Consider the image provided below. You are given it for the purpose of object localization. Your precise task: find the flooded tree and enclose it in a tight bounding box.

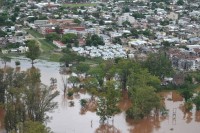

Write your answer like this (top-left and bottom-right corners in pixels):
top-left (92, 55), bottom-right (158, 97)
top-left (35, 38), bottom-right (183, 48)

top-left (88, 66), bottom-right (105, 90)
top-left (97, 97), bottom-right (107, 123)
top-left (50, 77), bottom-right (57, 90)
top-left (127, 86), bottom-right (161, 120)
top-left (59, 54), bottom-right (74, 67)
top-left (26, 40), bottom-right (41, 66)
top-left (193, 92), bottom-right (200, 111)
top-left (83, 77), bottom-right (99, 100)
top-left (80, 99), bottom-right (87, 109)
top-left (95, 124), bottom-right (120, 133)
top-left (2, 67), bottom-right (59, 132)
top-left (127, 67), bottom-right (160, 89)
top-left (24, 68), bottom-right (59, 122)
top-left (96, 81), bottom-right (120, 124)
top-left (68, 76), bottom-right (80, 88)
top-left (142, 52), bottom-right (174, 79)
top-left (82, 59), bottom-right (162, 121)
top-left (114, 59), bottom-right (136, 91)
top-left (180, 89), bottom-right (193, 102)
top-left (23, 120), bottom-right (51, 133)
top-left (0, 55), bottom-right (11, 68)
top-left (76, 63), bottom-right (90, 74)
top-left (15, 60), bottom-right (20, 66)
top-left (0, 69), bottom-right (6, 103)
top-left (126, 66), bottom-right (161, 120)
top-left (59, 49), bottom-right (85, 68)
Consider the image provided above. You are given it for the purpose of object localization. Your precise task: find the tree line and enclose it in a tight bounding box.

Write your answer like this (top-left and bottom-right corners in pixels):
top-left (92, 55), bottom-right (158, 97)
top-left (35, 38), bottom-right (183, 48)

top-left (0, 67), bottom-right (59, 133)
top-left (64, 56), bottom-right (170, 123)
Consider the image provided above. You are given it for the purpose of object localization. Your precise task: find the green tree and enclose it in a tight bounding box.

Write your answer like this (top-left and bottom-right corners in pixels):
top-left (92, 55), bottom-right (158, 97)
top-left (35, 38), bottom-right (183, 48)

top-left (130, 28), bottom-right (139, 38)
top-left (74, 18), bottom-right (81, 25)
top-left (113, 37), bottom-right (122, 45)
top-left (26, 40), bottom-right (41, 66)
top-left (23, 121), bottom-right (51, 133)
top-left (184, 101), bottom-right (193, 112)
top-left (45, 33), bottom-right (60, 42)
top-left (76, 63), bottom-right (90, 74)
top-left (2, 67), bottom-right (59, 132)
top-left (80, 99), bottom-right (87, 108)
top-left (96, 81), bottom-right (120, 123)
top-left (0, 69), bottom-right (7, 103)
top-left (122, 6), bottom-right (130, 13)
top-left (194, 92), bottom-right (200, 110)
top-left (55, 26), bottom-right (61, 34)
top-left (132, 12), bottom-right (145, 19)
top-left (88, 66), bottom-right (105, 89)
top-left (68, 76), bottom-right (80, 88)
top-left (0, 29), bottom-right (6, 37)
top-left (61, 33), bottom-right (78, 44)
top-left (177, 0), bottom-right (184, 5)
top-left (0, 12), bottom-right (8, 26)
top-left (60, 54), bottom-right (74, 67)
top-left (127, 86), bottom-right (161, 120)
top-left (86, 34), bottom-right (105, 46)
top-left (60, 51), bottom-right (85, 67)
top-left (160, 20), bottom-right (170, 26)
top-left (0, 55), bottom-right (11, 68)
top-left (143, 52), bottom-right (174, 79)
top-left (140, 29), bottom-right (154, 38)
top-left (38, 15), bottom-right (48, 20)
top-left (161, 41), bottom-right (171, 50)
top-left (115, 59), bottom-right (135, 91)
top-left (15, 60), bottom-right (20, 66)
top-left (83, 77), bottom-right (99, 96)
top-left (14, 6), bottom-right (20, 12)
top-left (127, 67), bottom-right (160, 90)
top-left (180, 89), bottom-right (193, 102)
top-left (122, 20), bottom-right (131, 28)
top-left (99, 19), bottom-right (105, 25)
top-left (96, 97), bottom-right (107, 123)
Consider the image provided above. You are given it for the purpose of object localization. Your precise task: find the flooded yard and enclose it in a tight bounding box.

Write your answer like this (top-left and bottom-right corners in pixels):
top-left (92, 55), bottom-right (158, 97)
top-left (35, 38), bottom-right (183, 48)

top-left (1, 57), bottom-right (200, 133)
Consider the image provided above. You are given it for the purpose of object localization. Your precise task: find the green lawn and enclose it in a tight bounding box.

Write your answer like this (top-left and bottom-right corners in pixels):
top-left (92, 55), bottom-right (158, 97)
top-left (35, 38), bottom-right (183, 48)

top-left (39, 39), bottom-right (57, 52)
top-left (82, 57), bottom-right (103, 66)
top-left (26, 29), bottom-right (44, 38)
top-left (63, 3), bottom-right (97, 7)
top-left (49, 53), bottom-right (63, 62)
top-left (38, 39), bottom-right (62, 62)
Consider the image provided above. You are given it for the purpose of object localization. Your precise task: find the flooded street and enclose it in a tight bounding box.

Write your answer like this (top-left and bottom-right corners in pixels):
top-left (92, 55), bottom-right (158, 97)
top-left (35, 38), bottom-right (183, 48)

top-left (1, 57), bottom-right (200, 133)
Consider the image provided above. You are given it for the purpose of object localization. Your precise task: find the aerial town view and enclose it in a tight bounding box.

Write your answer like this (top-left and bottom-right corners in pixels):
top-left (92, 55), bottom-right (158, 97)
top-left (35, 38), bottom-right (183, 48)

top-left (0, 0), bottom-right (200, 133)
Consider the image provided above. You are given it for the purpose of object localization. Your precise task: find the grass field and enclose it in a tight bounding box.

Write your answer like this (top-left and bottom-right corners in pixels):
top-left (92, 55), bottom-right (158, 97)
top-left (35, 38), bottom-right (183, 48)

top-left (49, 53), bottom-right (63, 62)
top-left (38, 39), bottom-right (62, 62)
top-left (39, 39), bottom-right (57, 52)
top-left (26, 29), bottom-right (44, 38)
top-left (63, 3), bottom-right (97, 7)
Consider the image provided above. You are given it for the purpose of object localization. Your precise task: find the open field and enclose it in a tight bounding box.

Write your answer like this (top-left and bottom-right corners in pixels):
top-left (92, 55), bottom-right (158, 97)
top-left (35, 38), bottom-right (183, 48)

top-left (26, 29), bottom-right (44, 38)
top-left (39, 39), bottom-right (57, 52)
top-left (62, 3), bottom-right (97, 7)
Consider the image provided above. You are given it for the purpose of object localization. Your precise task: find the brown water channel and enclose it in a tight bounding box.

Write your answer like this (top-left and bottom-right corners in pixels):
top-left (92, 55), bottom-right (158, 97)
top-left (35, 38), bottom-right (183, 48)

top-left (1, 57), bottom-right (200, 133)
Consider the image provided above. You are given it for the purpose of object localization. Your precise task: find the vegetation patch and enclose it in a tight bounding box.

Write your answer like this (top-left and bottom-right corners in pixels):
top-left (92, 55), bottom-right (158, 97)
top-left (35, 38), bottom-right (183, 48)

top-left (62, 3), bottom-right (97, 8)
top-left (49, 53), bottom-right (63, 62)
top-left (39, 39), bottom-right (57, 52)
top-left (26, 29), bottom-right (44, 38)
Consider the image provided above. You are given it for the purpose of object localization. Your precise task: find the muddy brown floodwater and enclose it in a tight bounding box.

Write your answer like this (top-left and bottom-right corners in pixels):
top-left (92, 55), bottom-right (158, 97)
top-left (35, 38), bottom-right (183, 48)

top-left (1, 57), bottom-right (200, 133)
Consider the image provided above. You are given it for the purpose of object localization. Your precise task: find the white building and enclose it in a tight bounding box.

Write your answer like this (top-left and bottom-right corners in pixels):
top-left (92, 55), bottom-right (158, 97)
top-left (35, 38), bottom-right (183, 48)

top-left (53, 40), bottom-right (66, 49)
top-left (118, 13), bottom-right (136, 26)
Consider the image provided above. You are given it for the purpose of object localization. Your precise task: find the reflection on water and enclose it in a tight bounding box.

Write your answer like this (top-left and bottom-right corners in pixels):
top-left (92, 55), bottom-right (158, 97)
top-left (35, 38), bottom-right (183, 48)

top-left (0, 107), bottom-right (4, 130)
top-left (128, 116), bottom-right (165, 133)
top-left (1, 58), bottom-right (200, 133)
top-left (95, 124), bottom-right (121, 133)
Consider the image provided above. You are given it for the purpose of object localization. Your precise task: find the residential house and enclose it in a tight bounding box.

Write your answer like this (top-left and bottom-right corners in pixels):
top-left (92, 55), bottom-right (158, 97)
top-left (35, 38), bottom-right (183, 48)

top-left (53, 40), bottom-right (66, 49)
top-left (167, 12), bottom-right (179, 20)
